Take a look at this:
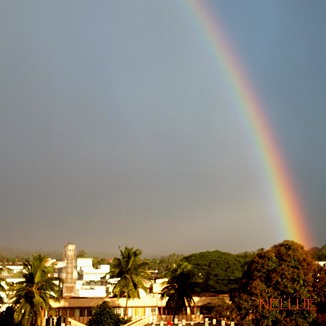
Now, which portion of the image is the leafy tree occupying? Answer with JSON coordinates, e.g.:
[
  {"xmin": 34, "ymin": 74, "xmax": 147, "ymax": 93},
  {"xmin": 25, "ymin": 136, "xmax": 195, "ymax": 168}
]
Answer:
[
  {"xmin": 200, "ymin": 296, "xmax": 238, "ymax": 324},
  {"xmin": 10, "ymin": 254, "xmax": 61, "ymax": 326},
  {"xmin": 86, "ymin": 301, "xmax": 128, "ymax": 326},
  {"xmin": 317, "ymin": 245, "xmax": 326, "ymax": 261},
  {"xmin": 308, "ymin": 247, "xmax": 321, "ymax": 261},
  {"xmin": 233, "ymin": 240, "xmax": 318, "ymax": 326},
  {"xmin": 93, "ymin": 257, "xmax": 109, "ymax": 269},
  {"xmin": 77, "ymin": 249, "xmax": 88, "ymax": 258},
  {"xmin": 110, "ymin": 247, "xmax": 150, "ymax": 317},
  {"xmin": 148, "ymin": 254, "xmax": 184, "ymax": 279},
  {"xmin": 308, "ymin": 244, "xmax": 326, "ymax": 261},
  {"xmin": 161, "ymin": 261, "xmax": 195, "ymax": 321},
  {"xmin": 182, "ymin": 250, "xmax": 255, "ymax": 294}
]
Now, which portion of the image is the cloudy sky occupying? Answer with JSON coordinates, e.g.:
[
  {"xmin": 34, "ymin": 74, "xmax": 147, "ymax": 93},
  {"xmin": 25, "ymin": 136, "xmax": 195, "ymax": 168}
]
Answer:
[{"xmin": 1, "ymin": 1, "xmax": 325, "ymax": 257}]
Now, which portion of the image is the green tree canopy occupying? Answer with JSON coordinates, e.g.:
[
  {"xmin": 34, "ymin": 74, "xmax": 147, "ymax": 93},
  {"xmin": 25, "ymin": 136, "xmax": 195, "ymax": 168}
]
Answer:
[
  {"xmin": 233, "ymin": 240, "xmax": 319, "ymax": 326},
  {"xmin": 93, "ymin": 257, "xmax": 109, "ymax": 269},
  {"xmin": 10, "ymin": 254, "xmax": 61, "ymax": 326},
  {"xmin": 182, "ymin": 250, "xmax": 255, "ymax": 294},
  {"xmin": 317, "ymin": 245, "xmax": 326, "ymax": 261},
  {"xmin": 86, "ymin": 301, "xmax": 128, "ymax": 326},
  {"xmin": 200, "ymin": 296, "xmax": 238, "ymax": 323},
  {"xmin": 77, "ymin": 249, "xmax": 88, "ymax": 258},
  {"xmin": 308, "ymin": 244, "xmax": 326, "ymax": 261},
  {"xmin": 148, "ymin": 253, "xmax": 184, "ymax": 279}
]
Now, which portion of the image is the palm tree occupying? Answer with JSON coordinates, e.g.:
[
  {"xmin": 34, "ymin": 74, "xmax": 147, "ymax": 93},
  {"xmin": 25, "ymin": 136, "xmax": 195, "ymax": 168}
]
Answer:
[
  {"xmin": 0, "ymin": 284, "xmax": 5, "ymax": 304},
  {"xmin": 0, "ymin": 269, "xmax": 6, "ymax": 305},
  {"xmin": 10, "ymin": 254, "xmax": 61, "ymax": 326},
  {"xmin": 161, "ymin": 261, "xmax": 195, "ymax": 321},
  {"xmin": 110, "ymin": 247, "xmax": 150, "ymax": 317}
]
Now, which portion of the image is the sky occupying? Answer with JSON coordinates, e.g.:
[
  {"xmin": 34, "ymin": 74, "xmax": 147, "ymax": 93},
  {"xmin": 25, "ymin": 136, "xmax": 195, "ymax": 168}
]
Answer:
[{"xmin": 0, "ymin": 1, "xmax": 325, "ymax": 257}]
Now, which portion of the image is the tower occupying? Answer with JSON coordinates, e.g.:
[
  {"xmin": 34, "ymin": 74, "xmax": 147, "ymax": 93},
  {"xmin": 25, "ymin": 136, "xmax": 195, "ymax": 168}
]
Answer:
[{"xmin": 62, "ymin": 243, "xmax": 77, "ymax": 297}]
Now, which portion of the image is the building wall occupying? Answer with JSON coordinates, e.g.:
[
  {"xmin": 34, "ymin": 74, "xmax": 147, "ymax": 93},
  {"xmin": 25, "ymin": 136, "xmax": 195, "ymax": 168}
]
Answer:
[{"xmin": 51, "ymin": 295, "xmax": 219, "ymax": 324}]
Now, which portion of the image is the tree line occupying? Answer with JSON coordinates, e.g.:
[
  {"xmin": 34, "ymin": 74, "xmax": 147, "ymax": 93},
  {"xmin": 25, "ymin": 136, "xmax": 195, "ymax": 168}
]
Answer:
[{"xmin": 0, "ymin": 241, "xmax": 325, "ymax": 325}]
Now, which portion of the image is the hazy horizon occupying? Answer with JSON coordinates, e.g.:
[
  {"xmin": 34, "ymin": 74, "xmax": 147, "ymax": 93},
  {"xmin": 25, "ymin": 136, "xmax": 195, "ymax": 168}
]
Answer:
[{"xmin": 1, "ymin": 239, "xmax": 324, "ymax": 261}]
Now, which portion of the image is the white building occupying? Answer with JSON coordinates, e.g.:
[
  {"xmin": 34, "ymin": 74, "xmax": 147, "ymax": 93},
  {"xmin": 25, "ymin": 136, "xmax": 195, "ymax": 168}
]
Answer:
[
  {"xmin": 58, "ymin": 243, "xmax": 111, "ymax": 298},
  {"xmin": 75, "ymin": 257, "xmax": 110, "ymax": 297}
]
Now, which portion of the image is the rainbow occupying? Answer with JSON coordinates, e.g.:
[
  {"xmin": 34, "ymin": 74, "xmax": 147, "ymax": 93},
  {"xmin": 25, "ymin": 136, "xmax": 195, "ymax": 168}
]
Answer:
[{"xmin": 184, "ymin": 1, "xmax": 313, "ymax": 248}]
